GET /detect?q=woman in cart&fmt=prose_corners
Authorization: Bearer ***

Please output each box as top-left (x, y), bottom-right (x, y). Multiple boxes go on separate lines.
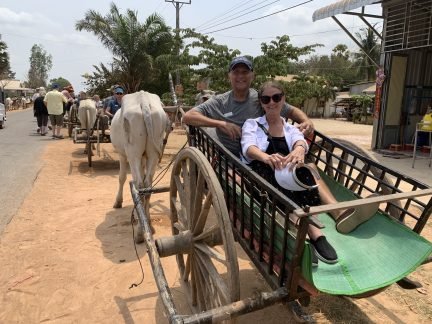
top-left (241, 81), bottom-right (378, 264)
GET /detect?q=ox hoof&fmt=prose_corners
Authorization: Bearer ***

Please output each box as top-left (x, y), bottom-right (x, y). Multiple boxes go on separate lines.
top-left (113, 202), bottom-right (122, 209)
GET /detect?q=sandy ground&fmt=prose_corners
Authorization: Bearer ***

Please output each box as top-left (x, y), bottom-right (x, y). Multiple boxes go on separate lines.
top-left (0, 122), bottom-right (431, 323)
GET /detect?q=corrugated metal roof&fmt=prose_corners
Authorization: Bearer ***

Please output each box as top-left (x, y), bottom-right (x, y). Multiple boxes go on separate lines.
top-left (0, 79), bottom-right (33, 91)
top-left (312, 0), bottom-right (378, 22)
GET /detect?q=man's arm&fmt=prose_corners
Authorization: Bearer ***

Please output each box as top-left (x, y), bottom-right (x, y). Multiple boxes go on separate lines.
top-left (183, 109), bottom-right (241, 140)
top-left (286, 105), bottom-right (314, 136)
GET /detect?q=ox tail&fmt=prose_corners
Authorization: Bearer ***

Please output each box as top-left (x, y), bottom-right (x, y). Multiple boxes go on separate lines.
top-left (140, 92), bottom-right (165, 158)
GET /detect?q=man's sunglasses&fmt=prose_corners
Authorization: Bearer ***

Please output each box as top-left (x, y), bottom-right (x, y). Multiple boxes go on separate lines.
top-left (259, 93), bottom-right (284, 104)
top-left (116, 92), bottom-right (123, 95)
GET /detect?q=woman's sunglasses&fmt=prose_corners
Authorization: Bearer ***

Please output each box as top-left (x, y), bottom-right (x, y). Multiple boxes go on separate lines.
top-left (259, 93), bottom-right (284, 104)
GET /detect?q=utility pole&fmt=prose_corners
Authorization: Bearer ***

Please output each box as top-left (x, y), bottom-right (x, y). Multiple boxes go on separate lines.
top-left (165, 1), bottom-right (191, 86)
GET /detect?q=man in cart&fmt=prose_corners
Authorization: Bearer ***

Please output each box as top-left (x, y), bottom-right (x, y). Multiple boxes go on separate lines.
top-left (183, 56), bottom-right (314, 156)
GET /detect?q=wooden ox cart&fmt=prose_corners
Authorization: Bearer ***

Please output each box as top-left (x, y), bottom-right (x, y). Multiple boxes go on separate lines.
top-left (72, 109), bottom-right (110, 167)
top-left (129, 123), bottom-right (432, 323)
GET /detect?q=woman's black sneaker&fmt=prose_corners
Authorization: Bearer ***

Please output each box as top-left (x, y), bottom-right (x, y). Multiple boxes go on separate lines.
top-left (310, 236), bottom-right (338, 264)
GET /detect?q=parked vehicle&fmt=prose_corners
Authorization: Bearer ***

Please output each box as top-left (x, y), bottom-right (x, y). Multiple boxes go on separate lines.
top-left (0, 103), bottom-right (5, 129)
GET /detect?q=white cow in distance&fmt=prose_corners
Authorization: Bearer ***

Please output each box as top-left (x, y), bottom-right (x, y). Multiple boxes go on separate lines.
top-left (110, 91), bottom-right (169, 240)
top-left (78, 98), bottom-right (97, 133)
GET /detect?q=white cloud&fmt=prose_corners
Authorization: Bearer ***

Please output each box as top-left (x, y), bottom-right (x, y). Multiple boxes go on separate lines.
top-left (0, 7), bottom-right (57, 30)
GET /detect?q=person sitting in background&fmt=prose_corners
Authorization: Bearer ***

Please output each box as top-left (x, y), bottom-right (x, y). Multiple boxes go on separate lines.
top-left (241, 81), bottom-right (378, 264)
top-left (93, 94), bottom-right (109, 132)
top-left (93, 95), bottom-right (103, 111)
top-left (105, 86), bottom-right (124, 120)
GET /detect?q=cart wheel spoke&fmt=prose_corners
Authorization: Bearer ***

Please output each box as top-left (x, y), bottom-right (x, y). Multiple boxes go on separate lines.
top-left (192, 192), bottom-right (213, 235)
top-left (194, 253), bottom-right (217, 310)
top-left (183, 254), bottom-right (191, 282)
top-left (192, 257), bottom-right (207, 309)
top-left (195, 243), bottom-right (227, 265)
top-left (191, 170), bottom-right (205, 228)
top-left (194, 224), bottom-right (220, 242)
top-left (195, 249), bottom-right (229, 305)
top-left (171, 180), bottom-right (188, 228)
top-left (173, 221), bottom-right (186, 232)
top-left (190, 256), bottom-right (198, 306)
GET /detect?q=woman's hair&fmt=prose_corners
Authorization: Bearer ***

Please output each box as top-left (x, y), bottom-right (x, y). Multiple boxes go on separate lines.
top-left (258, 80), bottom-right (285, 97)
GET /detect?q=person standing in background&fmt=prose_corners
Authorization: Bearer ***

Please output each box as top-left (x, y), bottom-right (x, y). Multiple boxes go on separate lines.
top-left (44, 84), bottom-right (67, 139)
top-left (33, 89), bottom-right (49, 136)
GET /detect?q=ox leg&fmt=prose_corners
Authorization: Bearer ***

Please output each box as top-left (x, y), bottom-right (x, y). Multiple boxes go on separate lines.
top-left (143, 152), bottom-right (160, 233)
top-left (114, 154), bottom-right (128, 208)
top-left (127, 154), bottom-right (146, 243)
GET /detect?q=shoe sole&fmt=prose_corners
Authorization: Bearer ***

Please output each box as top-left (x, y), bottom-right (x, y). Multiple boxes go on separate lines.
top-left (310, 244), bottom-right (338, 265)
top-left (336, 194), bottom-right (380, 234)
top-left (312, 244), bottom-right (338, 264)
top-left (315, 251), bottom-right (339, 264)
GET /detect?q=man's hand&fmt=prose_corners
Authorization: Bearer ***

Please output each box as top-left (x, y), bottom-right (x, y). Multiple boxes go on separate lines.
top-left (219, 121), bottom-right (241, 140)
top-left (296, 120), bottom-right (314, 137)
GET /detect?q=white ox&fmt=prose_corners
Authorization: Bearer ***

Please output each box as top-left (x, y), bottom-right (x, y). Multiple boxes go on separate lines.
top-left (110, 91), bottom-right (169, 225)
top-left (78, 99), bottom-right (97, 132)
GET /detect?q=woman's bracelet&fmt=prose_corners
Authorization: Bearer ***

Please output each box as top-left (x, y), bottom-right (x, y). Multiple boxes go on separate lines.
top-left (294, 142), bottom-right (307, 152)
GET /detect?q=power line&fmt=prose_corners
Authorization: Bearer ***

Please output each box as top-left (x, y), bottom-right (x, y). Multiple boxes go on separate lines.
top-left (197, 0), bottom-right (280, 32)
top-left (195, 0), bottom-right (256, 30)
top-left (211, 24), bottom-right (382, 40)
top-left (203, 0), bottom-right (314, 34)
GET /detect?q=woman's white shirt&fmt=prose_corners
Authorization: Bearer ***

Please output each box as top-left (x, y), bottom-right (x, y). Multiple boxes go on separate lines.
top-left (241, 115), bottom-right (308, 163)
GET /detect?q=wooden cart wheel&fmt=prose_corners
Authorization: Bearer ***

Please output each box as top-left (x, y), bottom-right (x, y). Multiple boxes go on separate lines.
top-left (68, 123), bottom-right (73, 138)
top-left (169, 147), bottom-right (240, 312)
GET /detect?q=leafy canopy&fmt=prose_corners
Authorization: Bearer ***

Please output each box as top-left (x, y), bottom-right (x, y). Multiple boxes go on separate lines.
top-left (76, 3), bottom-right (174, 94)
top-left (27, 44), bottom-right (52, 88)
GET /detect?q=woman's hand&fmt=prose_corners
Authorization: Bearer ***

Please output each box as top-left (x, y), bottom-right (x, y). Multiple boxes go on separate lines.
top-left (262, 153), bottom-right (286, 170)
top-left (283, 146), bottom-right (306, 170)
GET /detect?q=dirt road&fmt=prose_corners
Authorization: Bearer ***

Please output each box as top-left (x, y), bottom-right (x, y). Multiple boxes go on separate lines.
top-left (0, 121), bottom-right (431, 323)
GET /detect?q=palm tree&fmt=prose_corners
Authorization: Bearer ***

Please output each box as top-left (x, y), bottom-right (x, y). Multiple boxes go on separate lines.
top-left (76, 3), bottom-right (174, 92)
top-left (353, 26), bottom-right (381, 81)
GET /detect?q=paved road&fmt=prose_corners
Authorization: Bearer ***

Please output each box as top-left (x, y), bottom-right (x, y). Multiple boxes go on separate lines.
top-left (0, 109), bottom-right (50, 235)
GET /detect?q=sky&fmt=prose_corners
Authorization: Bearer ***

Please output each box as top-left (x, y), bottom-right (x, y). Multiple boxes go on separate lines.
top-left (0, 0), bottom-right (382, 93)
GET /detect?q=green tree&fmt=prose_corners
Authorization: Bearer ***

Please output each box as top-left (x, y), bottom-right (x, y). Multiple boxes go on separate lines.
top-left (49, 77), bottom-right (73, 90)
top-left (27, 44), bottom-right (52, 88)
top-left (76, 3), bottom-right (174, 93)
top-left (352, 94), bottom-right (373, 123)
top-left (254, 35), bottom-right (322, 78)
top-left (353, 26), bottom-right (380, 81)
top-left (182, 29), bottom-right (240, 94)
top-left (297, 43), bottom-right (362, 90)
top-left (81, 62), bottom-right (123, 97)
top-left (0, 39), bottom-right (15, 79)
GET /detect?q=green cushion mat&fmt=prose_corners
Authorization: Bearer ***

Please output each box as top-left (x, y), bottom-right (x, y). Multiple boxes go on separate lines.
top-left (227, 171), bottom-right (432, 296)
top-left (301, 173), bottom-right (432, 295)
